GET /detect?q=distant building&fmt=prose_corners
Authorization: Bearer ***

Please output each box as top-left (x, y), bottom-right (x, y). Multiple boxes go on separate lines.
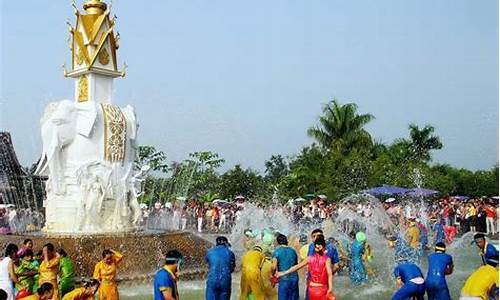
top-left (0, 132), bottom-right (27, 205)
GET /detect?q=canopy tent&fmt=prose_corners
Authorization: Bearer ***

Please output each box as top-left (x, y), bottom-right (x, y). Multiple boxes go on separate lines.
top-left (363, 185), bottom-right (410, 196)
top-left (406, 188), bottom-right (439, 197)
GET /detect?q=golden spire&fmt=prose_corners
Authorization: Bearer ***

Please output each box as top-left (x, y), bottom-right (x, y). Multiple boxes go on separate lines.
top-left (65, 0), bottom-right (124, 78)
top-left (83, 0), bottom-right (107, 15)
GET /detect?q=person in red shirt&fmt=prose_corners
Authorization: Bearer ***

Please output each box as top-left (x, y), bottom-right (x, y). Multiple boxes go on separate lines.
top-left (444, 225), bottom-right (457, 244)
top-left (485, 205), bottom-right (497, 235)
top-left (442, 206), bottom-right (450, 226)
top-left (277, 236), bottom-right (335, 300)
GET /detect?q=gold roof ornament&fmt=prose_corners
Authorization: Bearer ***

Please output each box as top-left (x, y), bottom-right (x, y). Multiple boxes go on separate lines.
top-left (83, 0), bottom-right (107, 15)
top-left (64, 0), bottom-right (125, 78)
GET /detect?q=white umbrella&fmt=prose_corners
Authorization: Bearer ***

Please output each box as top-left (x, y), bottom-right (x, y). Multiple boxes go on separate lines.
top-left (294, 197), bottom-right (306, 203)
top-left (385, 197), bottom-right (396, 203)
top-left (213, 199), bottom-right (229, 205)
top-left (318, 195), bottom-right (327, 200)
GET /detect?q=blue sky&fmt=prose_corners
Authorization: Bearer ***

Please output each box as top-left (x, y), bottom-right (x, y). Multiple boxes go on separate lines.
top-left (1, 0), bottom-right (498, 171)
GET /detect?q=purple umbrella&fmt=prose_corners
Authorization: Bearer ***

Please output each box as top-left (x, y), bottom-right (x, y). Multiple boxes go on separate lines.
top-left (363, 185), bottom-right (410, 195)
top-left (452, 195), bottom-right (469, 201)
top-left (406, 188), bottom-right (439, 197)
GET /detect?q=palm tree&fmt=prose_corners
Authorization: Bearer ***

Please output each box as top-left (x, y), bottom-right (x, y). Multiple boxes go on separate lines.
top-left (407, 124), bottom-right (443, 162)
top-left (307, 99), bottom-right (374, 154)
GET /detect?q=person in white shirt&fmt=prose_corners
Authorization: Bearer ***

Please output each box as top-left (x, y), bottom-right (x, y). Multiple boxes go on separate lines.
top-left (0, 244), bottom-right (18, 300)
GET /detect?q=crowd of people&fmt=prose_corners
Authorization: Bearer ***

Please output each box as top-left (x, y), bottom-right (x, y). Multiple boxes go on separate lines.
top-left (141, 195), bottom-right (499, 239)
top-left (0, 194), bottom-right (497, 239)
top-left (0, 208), bottom-right (44, 235)
top-left (148, 194), bottom-right (499, 300)
top-left (0, 194), bottom-right (498, 300)
top-left (152, 226), bottom-right (499, 300)
top-left (0, 213), bottom-right (497, 299)
top-left (145, 201), bottom-right (244, 233)
top-left (0, 239), bottom-right (123, 300)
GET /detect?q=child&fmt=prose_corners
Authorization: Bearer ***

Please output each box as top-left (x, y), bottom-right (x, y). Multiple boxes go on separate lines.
top-left (15, 249), bottom-right (38, 294)
top-left (16, 239), bottom-right (33, 258)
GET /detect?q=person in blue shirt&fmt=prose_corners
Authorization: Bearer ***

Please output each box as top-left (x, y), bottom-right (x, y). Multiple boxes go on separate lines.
top-left (417, 219), bottom-right (428, 254)
top-left (391, 234), bottom-right (420, 266)
top-left (350, 232), bottom-right (368, 285)
top-left (392, 260), bottom-right (425, 300)
top-left (473, 233), bottom-right (499, 266)
top-left (432, 219), bottom-right (445, 245)
top-left (425, 242), bottom-right (453, 300)
top-left (307, 229), bottom-right (340, 269)
top-left (272, 234), bottom-right (299, 300)
top-left (153, 250), bottom-right (183, 300)
top-left (205, 236), bottom-right (235, 300)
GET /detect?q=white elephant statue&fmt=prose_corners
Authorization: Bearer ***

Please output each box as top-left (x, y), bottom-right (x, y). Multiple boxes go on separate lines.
top-left (35, 99), bottom-right (140, 233)
top-left (35, 100), bottom-right (97, 194)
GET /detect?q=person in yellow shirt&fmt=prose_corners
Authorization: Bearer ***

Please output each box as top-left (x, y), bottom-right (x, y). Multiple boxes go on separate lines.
top-left (61, 279), bottom-right (100, 300)
top-left (468, 204), bottom-right (478, 233)
top-left (38, 244), bottom-right (60, 300)
top-left (405, 218), bottom-right (420, 250)
top-left (93, 249), bottom-right (123, 300)
top-left (260, 252), bottom-right (277, 300)
top-left (299, 235), bottom-right (309, 262)
top-left (461, 256), bottom-right (499, 300)
top-left (240, 245), bottom-right (265, 300)
top-left (20, 282), bottom-right (55, 300)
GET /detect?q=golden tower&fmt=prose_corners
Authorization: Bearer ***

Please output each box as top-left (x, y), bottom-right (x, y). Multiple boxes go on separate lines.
top-left (64, 0), bottom-right (125, 103)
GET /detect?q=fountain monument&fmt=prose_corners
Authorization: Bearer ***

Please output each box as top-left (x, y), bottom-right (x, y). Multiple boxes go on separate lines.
top-left (1, 0), bottom-right (212, 282)
top-left (35, 0), bottom-right (141, 233)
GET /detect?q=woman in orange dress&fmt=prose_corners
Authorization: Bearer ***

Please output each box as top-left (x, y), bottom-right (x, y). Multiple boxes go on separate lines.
top-left (93, 249), bottom-right (123, 300)
top-left (38, 244), bottom-right (60, 300)
top-left (20, 282), bottom-right (55, 300)
top-left (61, 279), bottom-right (99, 300)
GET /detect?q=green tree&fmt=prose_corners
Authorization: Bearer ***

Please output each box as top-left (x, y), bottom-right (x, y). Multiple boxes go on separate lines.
top-left (199, 191), bottom-right (220, 202)
top-left (307, 99), bottom-right (374, 154)
top-left (321, 149), bottom-right (373, 200)
top-left (406, 124), bottom-right (443, 162)
top-left (135, 145), bottom-right (169, 173)
top-left (264, 154), bottom-right (289, 184)
top-left (187, 151), bottom-right (225, 172)
top-left (282, 145), bottom-right (327, 198)
top-left (185, 151), bottom-right (225, 197)
top-left (219, 165), bottom-right (266, 200)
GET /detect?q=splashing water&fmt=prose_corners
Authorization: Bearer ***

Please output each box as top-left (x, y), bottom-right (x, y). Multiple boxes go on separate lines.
top-left (115, 191), bottom-right (493, 299)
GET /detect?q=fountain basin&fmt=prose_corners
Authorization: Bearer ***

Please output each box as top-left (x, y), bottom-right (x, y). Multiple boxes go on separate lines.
top-left (0, 231), bottom-right (212, 280)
